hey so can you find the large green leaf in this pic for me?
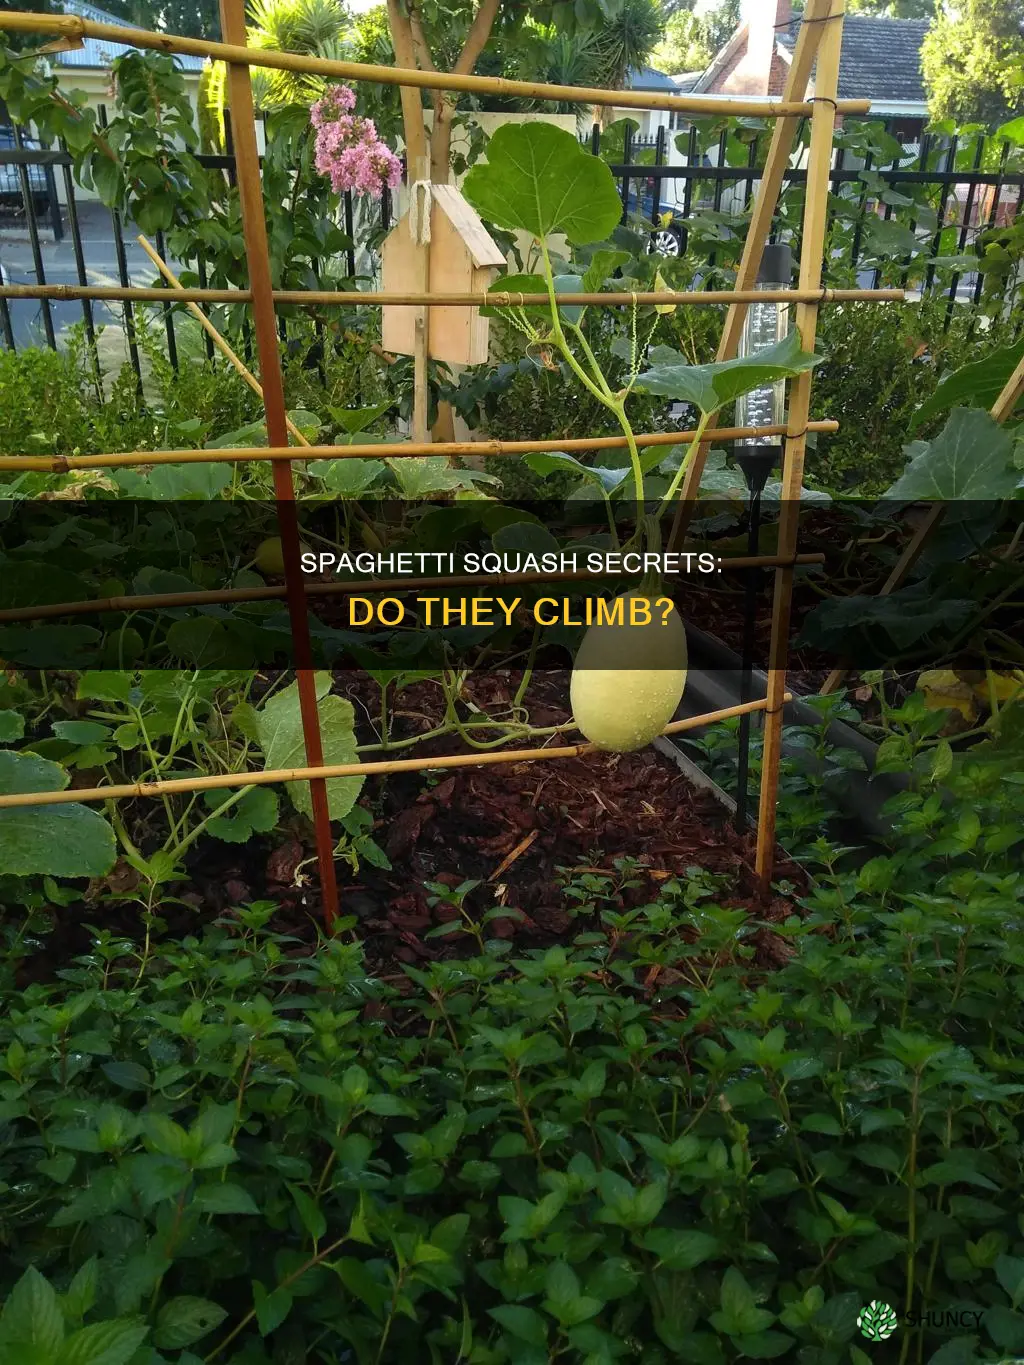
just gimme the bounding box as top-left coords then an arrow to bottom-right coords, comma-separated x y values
910,339 -> 1024,432
61,1319 -> 150,1365
886,408 -> 1017,500
0,710 -> 25,743
255,672 -> 362,821
0,1266 -> 64,1359
634,331 -> 822,416
152,1297 -> 226,1349
524,451 -> 627,495
0,751 -> 116,878
312,458 -> 386,496
462,122 -> 622,245
388,457 -> 471,497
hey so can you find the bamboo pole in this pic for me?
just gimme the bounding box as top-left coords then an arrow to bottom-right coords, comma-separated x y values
0,555 -> 828,625
136,233 -> 311,447
0,10 -> 872,116
409,162 -> 432,444
820,348 -> 1024,694
0,695 -> 791,812
219,0 -> 339,928
754,0 -> 846,895
0,284 -> 905,307
0,420 -> 840,473
667,0 -> 841,553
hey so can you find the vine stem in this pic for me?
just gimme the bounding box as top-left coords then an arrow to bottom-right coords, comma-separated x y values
660,407 -> 714,509
899,1070 -> 922,1365
537,238 -> 649,527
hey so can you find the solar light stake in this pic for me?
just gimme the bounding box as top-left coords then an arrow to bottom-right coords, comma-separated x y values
733,244 -> 793,832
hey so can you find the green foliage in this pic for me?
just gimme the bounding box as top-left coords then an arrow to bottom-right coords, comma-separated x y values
0,750 -> 115,879
464,122 -> 624,245
922,0 -> 1024,127
1,700 -> 1024,1362
805,300 -> 1020,494
634,330 -> 821,416
886,407 -> 1019,500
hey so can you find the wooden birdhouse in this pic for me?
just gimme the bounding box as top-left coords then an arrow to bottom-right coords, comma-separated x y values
381,183 -> 506,367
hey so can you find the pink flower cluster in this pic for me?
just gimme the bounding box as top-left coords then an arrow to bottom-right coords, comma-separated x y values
311,84 -> 403,199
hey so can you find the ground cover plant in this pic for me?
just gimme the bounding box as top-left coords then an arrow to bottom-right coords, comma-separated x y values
1,695 -> 1023,1365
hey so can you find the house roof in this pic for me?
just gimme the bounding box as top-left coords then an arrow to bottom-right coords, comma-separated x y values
625,66 -> 678,93
53,0 -> 204,72
777,15 -> 930,105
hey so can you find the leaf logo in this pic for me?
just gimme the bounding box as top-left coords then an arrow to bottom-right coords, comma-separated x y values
858,1300 -> 899,1341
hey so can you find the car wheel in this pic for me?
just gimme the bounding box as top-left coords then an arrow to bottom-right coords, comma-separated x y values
647,225 -> 683,257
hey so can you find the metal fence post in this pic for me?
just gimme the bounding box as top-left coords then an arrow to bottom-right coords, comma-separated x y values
12,122 -> 56,349
57,135 -> 101,395
97,104 -> 143,394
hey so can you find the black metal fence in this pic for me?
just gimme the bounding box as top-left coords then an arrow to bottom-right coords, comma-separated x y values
0,109 -> 393,392
4,107 -> 1024,383
587,118 -> 1024,310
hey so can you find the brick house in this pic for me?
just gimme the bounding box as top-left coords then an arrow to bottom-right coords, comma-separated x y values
693,0 -> 931,141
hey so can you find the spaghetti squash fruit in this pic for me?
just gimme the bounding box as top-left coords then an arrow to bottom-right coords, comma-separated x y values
570,592 -> 688,752
254,537 -> 311,576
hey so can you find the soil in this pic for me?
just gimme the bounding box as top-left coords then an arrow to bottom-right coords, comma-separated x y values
18,671 -> 809,990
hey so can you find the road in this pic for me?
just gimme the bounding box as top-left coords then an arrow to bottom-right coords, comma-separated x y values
0,203 -> 186,355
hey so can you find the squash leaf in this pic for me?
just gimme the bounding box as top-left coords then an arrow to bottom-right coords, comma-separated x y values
255,673 -> 362,822
886,409 -> 1017,501
0,751 -> 116,877
463,122 -> 622,245
910,339 -> 1024,431
634,331 -> 822,416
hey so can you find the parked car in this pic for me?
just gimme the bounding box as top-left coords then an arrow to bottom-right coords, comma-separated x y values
0,125 -> 51,214
624,163 -> 718,257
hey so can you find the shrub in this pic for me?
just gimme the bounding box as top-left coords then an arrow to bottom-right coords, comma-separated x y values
808,299 -> 1019,494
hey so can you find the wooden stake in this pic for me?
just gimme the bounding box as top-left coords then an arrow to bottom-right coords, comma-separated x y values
0,282 -> 903,307
219,0 -> 339,928
0,695 -> 792,811
667,0 -> 840,554
754,0 -> 847,895
820,347 -> 1024,694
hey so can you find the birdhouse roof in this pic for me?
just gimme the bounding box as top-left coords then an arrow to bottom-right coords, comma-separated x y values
431,184 -> 506,269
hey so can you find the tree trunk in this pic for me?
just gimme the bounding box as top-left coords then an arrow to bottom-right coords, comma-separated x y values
385,0 -> 500,446
385,0 -> 428,173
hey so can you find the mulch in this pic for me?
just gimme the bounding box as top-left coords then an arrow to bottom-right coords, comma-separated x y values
14,671 -> 809,989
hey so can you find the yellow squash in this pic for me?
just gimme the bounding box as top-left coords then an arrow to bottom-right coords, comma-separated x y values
570,591 -> 688,752
254,536 -> 311,576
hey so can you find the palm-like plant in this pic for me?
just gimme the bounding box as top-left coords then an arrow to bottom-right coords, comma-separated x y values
589,0 -> 664,93
246,0 -> 352,110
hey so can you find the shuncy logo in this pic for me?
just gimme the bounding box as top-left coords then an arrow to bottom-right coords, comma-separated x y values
858,1301 -> 899,1341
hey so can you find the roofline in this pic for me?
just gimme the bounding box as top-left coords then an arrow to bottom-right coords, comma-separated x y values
866,100 -> 929,115
692,23 -> 749,95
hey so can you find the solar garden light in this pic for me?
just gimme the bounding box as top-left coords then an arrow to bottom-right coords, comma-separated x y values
733,242 -> 794,833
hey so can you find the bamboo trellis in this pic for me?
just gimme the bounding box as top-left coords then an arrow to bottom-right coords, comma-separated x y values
0,0 -> 896,920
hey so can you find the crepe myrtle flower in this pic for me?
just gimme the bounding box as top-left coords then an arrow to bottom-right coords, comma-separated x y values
311,84 -> 402,198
